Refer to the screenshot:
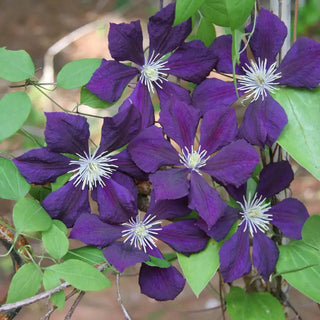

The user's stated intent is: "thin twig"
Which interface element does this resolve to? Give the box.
[116,274,131,320]
[293,0,299,43]
[218,270,226,320]
[159,0,164,10]
[64,291,85,320]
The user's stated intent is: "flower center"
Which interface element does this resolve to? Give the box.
[121,214,162,253]
[238,193,272,237]
[140,50,170,94]
[68,149,118,190]
[179,145,209,174]
[238,58,282,101]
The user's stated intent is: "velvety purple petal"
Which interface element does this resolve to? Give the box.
[148,3,191,56]
[157,219,208,254]
[252,230,279,282]
[189,171,227,228]
[42,181,90,227]
[257,161,294,198]
[270,198,309,239]
[219,224,252,282]
[14,148,72,184]
[277,37,320,88]
[128,126,180,173]
[200,106,238,154]
[86,59,139,102]
[165,40,215,83]
[203,139,259,187]
[246,8,287,67]
[139,263,185,301]
[150,168,189,200]
[70,213,123,247]
[192,78,239,116]
[45,112,89,155]
[198,206,239,241]
[159,100,200,148]
[238,95,288,147]
[104,242,149,273]
[108,20,144,65]
[98,103,141,153]
[223,183,247,203]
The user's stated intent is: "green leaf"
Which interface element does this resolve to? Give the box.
[174,0,206,25]
[195,15,216,47]
[201,0,255,28]
[53,219,68,235]
[57,58,102,89]
[42,223,69,260]
[13,197,52,233]
[226,287,285,320]
[274,86,320,180]
[177,239,220,297]
[29,185,51,202]
[63,246,107,265]
[6,263,43,303]
[48,259,111,291]
[145,255,171,268]
[51,172,73,192]
[43,269,65,310]
[0,92,32,142]
[0,48,35,82]
[0,158,30,201]
[80,87,113,109]
[301,214,320,250]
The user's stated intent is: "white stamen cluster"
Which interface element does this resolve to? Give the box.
[121,214,162,253]
[179,145,209,175]
[68,149,118,190]
[140,51,170,93]
[238,193,273,237]
[238,58,282,101]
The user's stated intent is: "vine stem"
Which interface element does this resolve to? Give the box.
[116,274,131,320]
[293,0,299,42]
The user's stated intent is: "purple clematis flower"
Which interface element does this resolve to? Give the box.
[14,105,146,227]
[86,3,215,128]
[128,100,259,229]
[206,161,309,282]
[70,192,209,301]
[193,7,320,147]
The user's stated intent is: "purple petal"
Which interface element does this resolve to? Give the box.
[252,230,279,282]
[270,198,309,239]
[165,40,215,83]
[219,224,252,282]
[192,78,239,116]
[128,126,180,173]
[86,59,139,102]
[200,106,238,154]
[42,181,90,227]
[189,171,227,227]
[157,219,208,254]
[108,20,144,66]
[14,148,72,184]
[278,37,320,88]
[223,183,247,203]
[257,161,294,198]
[203,139,259,187]
[238,95,288,147]
[104,242,149,273]
[150,168,189,200]
[70,213,123,247]
[98,103,141,153]
[246,8,287,67]
[159,100,200,148]
[45,112,89,155]
[139,263,185,301]
[148,3,191,56]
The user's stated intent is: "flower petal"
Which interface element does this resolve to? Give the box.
[219,224,252,282]
[203,139,259,187]
[252,230,279,282]
[238,95,288,147]
[45,112,89,155]
[270,198,309,239]
[148,3,191,56]
[150,168,189,200]
[42,181,90,227]
[70,213,123,247]
[189,171,227,228]
[277,37,320,89]
[108,20,144,65]
[86,59,139,102]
